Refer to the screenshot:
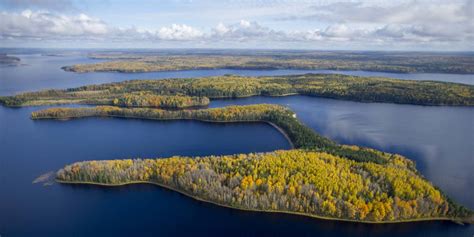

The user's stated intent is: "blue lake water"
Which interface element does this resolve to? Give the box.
[0,54,473,236]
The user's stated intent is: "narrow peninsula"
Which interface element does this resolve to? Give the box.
[30,104,474,224]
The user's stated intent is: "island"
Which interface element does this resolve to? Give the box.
[62,50,474,74]
[31,104,474,224]
[1,74,473,107]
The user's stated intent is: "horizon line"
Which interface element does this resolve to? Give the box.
[1,47,473,54]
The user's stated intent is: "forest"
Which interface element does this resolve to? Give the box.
[110,94,209,108]
[56,150,473,223]
[2,74,473,107]
[61,50,474,74]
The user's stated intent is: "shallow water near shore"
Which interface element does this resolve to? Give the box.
[0,53,473,236]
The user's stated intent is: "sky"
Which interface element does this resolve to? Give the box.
[0,0,473,50]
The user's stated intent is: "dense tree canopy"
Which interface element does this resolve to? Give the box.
[1,74,473,107]
[111,93,209,108]
[56,150,473,223]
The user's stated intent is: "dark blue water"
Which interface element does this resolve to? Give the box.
[0,106,291,237]
[1,54,473,236]
[0,54,472,96]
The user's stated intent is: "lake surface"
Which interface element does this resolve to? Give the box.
[0,54,473,236]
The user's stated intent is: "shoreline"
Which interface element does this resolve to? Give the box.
[56,179,466,225]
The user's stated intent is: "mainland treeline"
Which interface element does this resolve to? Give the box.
[31,104,404,164]
[2,74,473,106]
[56,150,473,223]
[61,52,474,74]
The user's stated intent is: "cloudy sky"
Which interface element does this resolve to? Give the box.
[0,0,472,50]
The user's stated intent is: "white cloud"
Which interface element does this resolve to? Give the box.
[0,2,472,50]
[211,20,287,42]
[281,0,471,25]
[0,10,204,42]
[277,0,473,44]
[157,24,204,41]
[213,23,229,35]
[0,10,108,40]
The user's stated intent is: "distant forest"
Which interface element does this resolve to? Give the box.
[62,50,474,74]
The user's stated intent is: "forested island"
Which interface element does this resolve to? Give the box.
[62,50,474,74]
[1,74,473,107]
[31,104,473,224]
